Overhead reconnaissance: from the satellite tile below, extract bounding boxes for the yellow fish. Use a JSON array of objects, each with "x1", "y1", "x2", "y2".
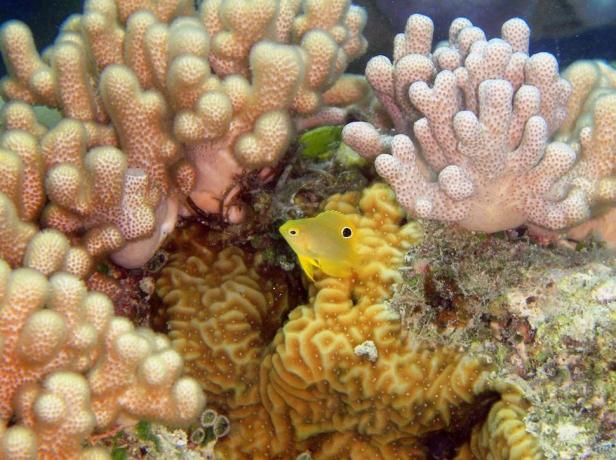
[{"x1": 279, "y1": 210, "x2": 359, "y2": 280}]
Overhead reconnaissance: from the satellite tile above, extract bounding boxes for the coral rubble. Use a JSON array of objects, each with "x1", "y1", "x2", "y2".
[
  {"x1": 343, "y1": 15, "x2": 616, "y2": 235},
  {"x1": 395, "y1": 222, "x2": 616, "y2": 459}
]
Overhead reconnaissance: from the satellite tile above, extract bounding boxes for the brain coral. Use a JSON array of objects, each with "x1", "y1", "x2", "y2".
[
  {"x1": 156, "y1": 225, "x2": 292, "y2": 411},
  {"x1": 157, "y1": 183, "x2": 541, "y2": 459}
]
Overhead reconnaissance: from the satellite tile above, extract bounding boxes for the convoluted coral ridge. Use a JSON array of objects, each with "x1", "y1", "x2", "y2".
[
  {"x1": 156, "y1": 225, "x2": 291, "y2": 410},
  {"x1": 0, "y1": 0, "x2": 370, "y2": 268},
  {"x1": 157, "y1": 184, "x2": 541, "y2": 459},
  {"x1": 0, "y1": 258, "x2": 205, "y2": 459},
  {"x1": 255, "y1": 185, "x2": 539, "y2": 459},
  {"x1": 342, "y1": 15, "x2": 616, "y2": 235}
]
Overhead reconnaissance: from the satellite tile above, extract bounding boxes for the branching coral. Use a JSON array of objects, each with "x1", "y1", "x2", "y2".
[
  {"x1": 555, "y1": 60, "x2": 616, "y2": 246},
  {"x1": 342, "y1": 15, "x2": 616, "y2": 235},
  {"x1": 0, "y1": 0, "x2": 370, "y2": 267},
  {"x1": 0, "y1": 192, "x2": 93, "y2": 278},
  {"x1": 0, "y1": 255, "x2": 205, "y2": 459},
  {"x1": 2, "y1": 3, "x2": 608, "y2": 458},
  {"x1": 157, "y1": 184, "x2": 541, "y2": 459}
]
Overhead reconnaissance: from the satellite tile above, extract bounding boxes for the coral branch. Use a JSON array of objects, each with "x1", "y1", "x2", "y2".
[
  {"x1": 343, "y1": 15, "x2": 615, "y2": 234},
  {"x1": 0, "y1": 0, "x2": 369, "y2": 267},
  {"x1": 0, "y1": 257, "x2": 205, "y2": 458}
]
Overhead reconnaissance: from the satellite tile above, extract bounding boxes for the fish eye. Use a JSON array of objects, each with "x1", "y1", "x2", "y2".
[
  {"x1": 341, "y1": 227, "x2": 352, "y2": 238},
  {"x1": 288, "y1": 228, "x2": 298, "y2": 236}
]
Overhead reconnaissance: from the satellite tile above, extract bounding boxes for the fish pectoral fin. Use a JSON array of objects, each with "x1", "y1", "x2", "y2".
[
  {"x1": 318, "y1": 258, "x2": 352, "y2": 279},
  {"x1": 298, "y1": 255, "x2": 316, "y2": 281}
]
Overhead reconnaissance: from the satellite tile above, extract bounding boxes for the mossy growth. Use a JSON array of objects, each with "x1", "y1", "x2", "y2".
[
  {"x1": 392, "y1": 220, "x2": 616, "y2": 458},
  {"x1": 111, "y1": 447, "x2": 128, "y2": 460},
  {"x1": 135, "y1": 421, "x2": 161, "y2": 451},
  {"x1": 394, "y1": 221, "x2": 603, "y2": 347}
]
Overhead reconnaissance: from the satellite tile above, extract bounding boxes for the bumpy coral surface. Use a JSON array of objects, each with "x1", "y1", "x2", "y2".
[
  {"x1": 0, "y1": 0, "x2": 370, "y2": 268},
  {"x1": 0, "y1": 237, "x2": 205, "y2": 459},
  {"x1": 157, "y1": 184, "x2": 541, "y2": 459},
  {"x1": 157, "y1": 224, "x2": 292, "y2": 410},
  {"x1": 343, "y1": 15, "x2": 616, "y2": 235}
]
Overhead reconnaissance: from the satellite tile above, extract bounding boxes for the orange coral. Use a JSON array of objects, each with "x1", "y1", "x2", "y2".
[
  {"x1": 0, "y1": 0, "x2": 370, "y2": 266},
  {"x1": 0, "y1": 260, "x2": 205, "y2": 458}
]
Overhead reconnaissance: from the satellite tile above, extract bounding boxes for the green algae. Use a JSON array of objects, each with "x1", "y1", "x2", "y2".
[{"x1": 299, "y1": 125, "x2": 343, "y2": 161}]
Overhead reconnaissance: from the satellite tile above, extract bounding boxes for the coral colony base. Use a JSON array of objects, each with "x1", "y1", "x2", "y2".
[{"x1": 0, "y1": 0, "x2": 614, "y2": 459}]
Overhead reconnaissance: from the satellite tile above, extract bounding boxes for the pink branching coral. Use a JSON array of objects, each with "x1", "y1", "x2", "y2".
[
  {"x1": 343, "y1": 15, "x2": 616, "y2": 234},
  {"x1": 0, "y1": 0, "x2": 369, "y2": 267}
]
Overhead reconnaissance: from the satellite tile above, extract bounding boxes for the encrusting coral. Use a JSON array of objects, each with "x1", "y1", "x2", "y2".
[
  {"x1": 157, "y1": 184, "x2": 542, "y2": 459},
  {"x1": 342, "y1": 15, "x2": 616, "y2": 235},
  {"x1": 0, "y1": 0, "x2": 370, "y2": 268}
]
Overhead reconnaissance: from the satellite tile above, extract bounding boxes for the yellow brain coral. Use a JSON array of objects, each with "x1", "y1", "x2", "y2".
[
  {"x1": 156, "y1": 226, "x2": 291, "y2": 410},
  {"x1": 157, "y1": 184, "x2": 542, "y2": 459}
]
